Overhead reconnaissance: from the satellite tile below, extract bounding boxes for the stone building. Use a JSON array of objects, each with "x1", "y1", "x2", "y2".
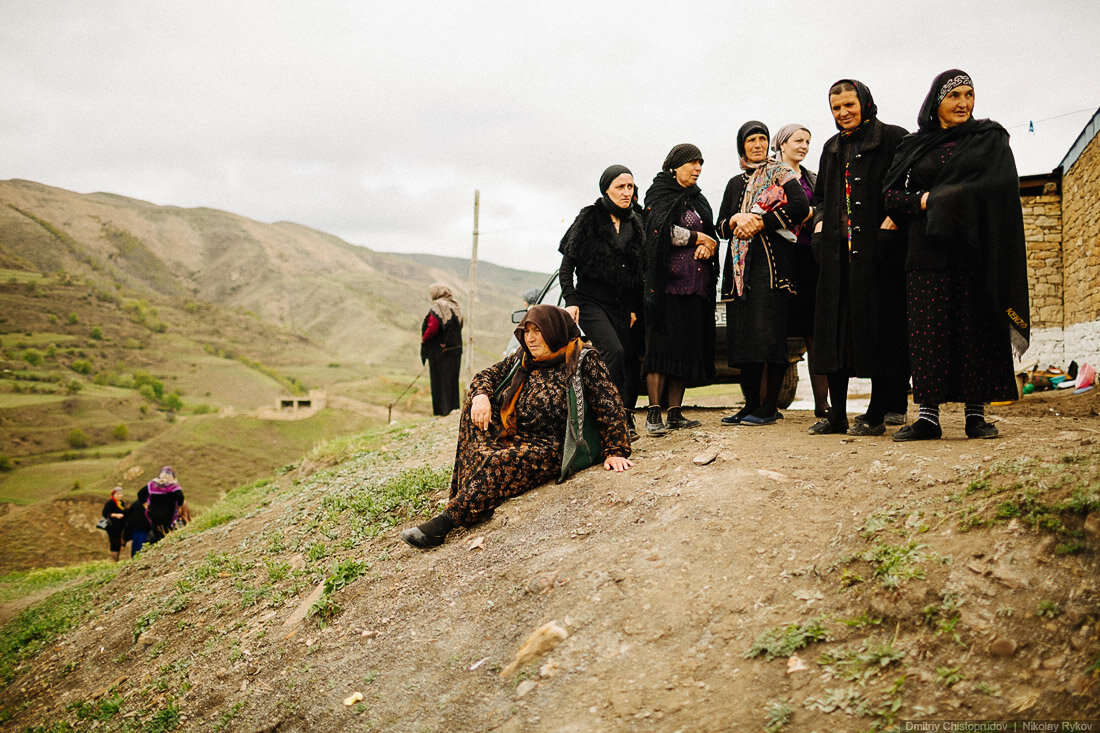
[{"x1": 1019, "y1": 106, "x2": 1100, "y2": 368}]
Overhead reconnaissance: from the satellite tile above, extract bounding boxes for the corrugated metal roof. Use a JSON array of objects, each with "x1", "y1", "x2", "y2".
[{"x1": 1058, "y1": 106, "x2": 1100, "y2": 172}]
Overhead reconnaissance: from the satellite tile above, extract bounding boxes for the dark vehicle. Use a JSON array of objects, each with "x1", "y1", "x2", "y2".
[{"x1": 511, "y1": 274, "x2": 806, "y2": 408}]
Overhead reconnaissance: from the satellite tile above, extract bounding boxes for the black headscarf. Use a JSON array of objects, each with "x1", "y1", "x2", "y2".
[
  {"x1": 828, "y1": 78, "x2": 878, "y2": 136},
  {"x1": 499, "y1": 305, "x2": 584, "y2": 436},
  {"x1": 598, "y1": 164, "x2": 635, "y2": 218},
  {"x1": 882, "y1": 70, "x2": 1030, "y2": 357},
  {"x1": 736, "y1": 120, "x2": 769, "y2": 169},
  {"x1": 642, "y1": 145, "x2": 717, "y2": 316},
  {"x1": 662, "y1": 143, "x2": 703, "y2": 171}
]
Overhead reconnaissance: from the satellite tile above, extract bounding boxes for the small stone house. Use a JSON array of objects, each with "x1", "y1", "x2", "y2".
[{"x1": 1020, "y1": 106, "x2": 1100, "y2": 368}]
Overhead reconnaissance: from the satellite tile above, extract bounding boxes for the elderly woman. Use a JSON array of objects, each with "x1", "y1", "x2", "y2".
[
  {"x1": 883, "y1": 70, "x2": 1029, "y2": 441},
  {"x1": 773, "y1": 123, "x2": 829, "y2": 418},
  {"x1": 559, "y1": 164, "x2": 645, "y2": 436},
  {"x1": 101, "y1": 487, "x2": 127, "y2": 562},
  {"x1": 401, "y1": 305, "x2": 633, "y2": 548},
  {"x1": 641, "y1": 143, "x2": 719, "y2": 435},
  {"x1": 421, "y1": 283, "x2": 464, "y2": 416},
  {"x1": 146, "y1": 466, "x2": 185, "y2": 544},
  {"x1": 810, "y1": 80, "x2": 910, "y2": 437},
  {"x1": 716, "y1": 122, "x2": 810, "y2": 426}
]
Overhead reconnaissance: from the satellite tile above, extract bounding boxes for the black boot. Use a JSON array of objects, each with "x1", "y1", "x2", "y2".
[
  {"x1": 400, "y1": 510, "x2": 455, "y2": 549},
  {"x1": 666, "y1": 407, "x2": 700, "y2": 429}
]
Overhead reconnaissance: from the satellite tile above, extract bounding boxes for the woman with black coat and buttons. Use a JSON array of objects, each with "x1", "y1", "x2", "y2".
[{"x1": 809, "y1": 79, "x2": 910, "y2": 437}]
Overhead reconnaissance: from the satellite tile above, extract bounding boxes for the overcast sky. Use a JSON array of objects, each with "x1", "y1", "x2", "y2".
[{"x1": 2, "y1": 1, "x2": 1098, "y2": 275}]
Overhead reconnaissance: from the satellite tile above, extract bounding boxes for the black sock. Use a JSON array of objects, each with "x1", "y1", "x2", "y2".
[
  {"x1": 753, "y1": 362, "x2": 786, "y2": 417},
  {"x1": 827, "y1": 373, "x2": 849, "y2": 423},
  {"x1": 739, "y1": 363, "x2": 763, "y2": 413},
  {"x1": 418, "y1": 510, "x2": 455, "y2": 539}
]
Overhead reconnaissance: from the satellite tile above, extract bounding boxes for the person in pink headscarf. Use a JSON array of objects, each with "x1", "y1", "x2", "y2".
[{"x1": 146, "y1": 466, "x2": 185, "y2": 543}]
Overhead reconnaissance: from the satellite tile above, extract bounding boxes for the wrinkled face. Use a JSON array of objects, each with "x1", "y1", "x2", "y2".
[
  {"x1": 830, "y1": 90, "x2": 862, "y2": 130},
  {"x1": 673, "y1": 159, "x2": 702, "y2": 187},
  {"x1": 937, "y1": 84, "x2": 974, "y2": 128},
  {"x1": 523, "y1": 323, "x2": 550, "y2": 359},
  {"x1": 743, "y1": 133, "x2": 769, "y2": 163},
  {"x1": 779, "y1": 129, "x2": 811, "y2": 164},
  {"x1": 111, "y1": 489, "x2": 122, "y2": 501},
  {"x1": 605, "y1": 173, "x2": 635, "y2": 209}
]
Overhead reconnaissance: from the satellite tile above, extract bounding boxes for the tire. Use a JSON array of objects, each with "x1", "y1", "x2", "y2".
[{"x1": 777, "y1": 361, "x2": 799, "y2": 409}]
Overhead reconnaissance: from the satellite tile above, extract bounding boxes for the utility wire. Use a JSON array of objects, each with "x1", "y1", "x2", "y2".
[{"x1": 1004, "y1": 107, "x2": 1096, "y2": 131}]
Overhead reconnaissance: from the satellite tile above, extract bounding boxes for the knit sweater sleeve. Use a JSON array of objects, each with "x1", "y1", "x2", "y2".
[
  {"x1": 558, "y1": 253, "x2": 580, "y2": 306},
  {"x1": 471, "y1": 353, "x2": 519, "y2": 398}
]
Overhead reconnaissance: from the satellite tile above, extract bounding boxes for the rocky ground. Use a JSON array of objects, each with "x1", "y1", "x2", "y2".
[{"x1": 1, "y1": 388, "x2": 1098, "y2": 732}]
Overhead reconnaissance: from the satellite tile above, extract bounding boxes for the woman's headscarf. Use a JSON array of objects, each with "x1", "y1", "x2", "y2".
[
  {"x1": 599, "y1": 164, "x2": 634, "y2": 219},
  {"x1": 428, "y1": 283, "x2": 463, "y2": 326},
  {"x1": 882, "y1": 69, "x2": 1030, "y2": 357},
  {"x1": 917, "y1": 68, "x2": 974, "y2": 132},
  {"x1": 772, "y1": 124, "x2": 810, "y2": 163},
  {"x1": 498, "y1": 305, "x2": 583, "y2": 437},
  {"x1": 727, "y1": 121, "x2": 797, "y2": 297},
  {"x1": 662, "y1": 143, "x2": 703, "y2": 172},
  {"x1": 828, "y1": 79, "x2": 878, "y2": 132},
  {"x1": 147, "y1": 466, "x2": 180, "y2": 495}
]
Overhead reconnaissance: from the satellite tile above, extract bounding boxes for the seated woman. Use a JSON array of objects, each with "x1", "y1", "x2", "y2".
[{"x1": 401, "y1": 305, "x2": 634, "y2": 549}]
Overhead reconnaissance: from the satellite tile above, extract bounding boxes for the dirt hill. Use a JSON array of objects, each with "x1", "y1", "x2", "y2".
[{"x1": 1, "y1": 389, "x2": 1097, "y2": 731}]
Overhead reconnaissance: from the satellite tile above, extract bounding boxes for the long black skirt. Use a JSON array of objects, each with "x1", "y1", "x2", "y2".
[
  {"x1": 726, "y1": 240, "x2": 789, "y2": 365},
  {"x1": 907, "y1": 270, "x2": 1017, "y2": 405},
  {"x1": 429, "y1": 351, "x2": 462, "y2": 416},
  {"x1": 643, "y1": 293, "x2": 715, "y2": 387}
]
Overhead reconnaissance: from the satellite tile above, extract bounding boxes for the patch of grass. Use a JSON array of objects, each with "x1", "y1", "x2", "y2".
[
  {"x1": 745, "y1": 616, "x2": 831, "y2": 660},
  {"x1": 936, "y1": 665, "x2": 963, "y2": 686},
  {"x1": 860, "y1": 541, "x2": 944, "y2": 589},
  {"x1": 839, "y1": 613, "x2": 882, "y2": 629},
  {"x1": 1036, "y1": 600, "x2": 1062, "y2": 619},
  {"x1": 181, "y1": 478, "x2": 278, "y2": 533},
  {"x1": 818, "y1": 638, "x2": 904, "y2": 683},
  {"x1": 763, "y1": 698, "x2": 794, "y2": 732},
  {"x1": 976, "y1": 681, "x2": 1002, "y2": 696},
  {"x1": 0, "y1": 564, "x2": 121, "y2": 688},
  {"x1": 144, "y1": 701, "x2": 181, "y2": 732}
]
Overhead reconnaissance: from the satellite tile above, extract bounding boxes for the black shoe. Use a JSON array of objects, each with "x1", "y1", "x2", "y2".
[
  {"x1": 400, "y1": 510, "x2": 454, "y2": 549},
  {"x1": 892, "y1": 419, "x2": 942, "y2": 442},
  {"x1": 644, "y1": 407, "x2": 668, "y2": 436},
  {"x1": 809, "y1": 418, "x2": 848, "y2": 435},
  {"x1": 814, "y1": 405, "x2": 830, "y2": 419},
  {"x1": 884, "y1": 411, "x2": 907, "y2": 426},
  {"x1": 627, "y1": 413, "x2": 640, "y2": 442},
  {"x1": 847, "y1": 418, "x2": 886, "y2": 437},
  {"x1": 721, "y1": 406, "x2": 753, "y2": 425},
  {"x1": 965, "y1": 417, "x2": 999, "y2": 439},
  {"x1": 741, "y1": 411, "x2": 779, "y2": 426},
  {"x1": 666, "y1": 407, "x2": 701, "y2": 430}
]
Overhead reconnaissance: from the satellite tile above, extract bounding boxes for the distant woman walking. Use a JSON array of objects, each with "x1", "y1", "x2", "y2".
[
  {"x1": 146, "y1": 466, "x2": 185, "y2": 543},
  {"x1": 101, "y1": 487, "x2": 127, "y2": 562},
  {"x1": 421, "y1": 283, "x2": 464, "y2": 416}
]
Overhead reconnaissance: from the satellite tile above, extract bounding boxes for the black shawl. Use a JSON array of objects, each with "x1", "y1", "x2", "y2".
[
  {"x1": 642, "y1": 171, "x2": 716, "y2": 314},
  {"x1": 558, "y1": 198, "x2": 645, "y2": 289},
  {"x1": 883, "y1": 116, "x2": 1030, "y2": 356}
]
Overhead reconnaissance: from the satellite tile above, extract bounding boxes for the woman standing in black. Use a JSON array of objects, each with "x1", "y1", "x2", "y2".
[
  {"x1": 717, "y1": 122, "x2": 809, "y2": 426},
  {"x1": 641, "y1": 144, "x2": 719, "y2": 434},
  {"x1": 809, "y1": 80, "x2": 910, "y2": 437},
  {"x1": 101, "y1": 487, "x2": 126, "y2": 562},
  {"x1": 883, "y1": 70, "x2": 1029, "y2": 440},
  {"x1": 558, "y1": 165, "x2": 645, "y2": 436},
  {"x1": 421, "y1": 283, "x2": 464, "y2": 416}
]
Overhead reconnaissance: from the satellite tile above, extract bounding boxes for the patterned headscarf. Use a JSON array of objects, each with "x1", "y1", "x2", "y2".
[
  {"x1": 428, "y1": 283, "x2": 463, "y2": 326},
  {"x1": 917, "y1": 69, "x2": 974, "y2": 132}
]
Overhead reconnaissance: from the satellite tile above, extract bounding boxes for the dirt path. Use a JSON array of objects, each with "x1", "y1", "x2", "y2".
[{"x1": 2, "y1": 391, "x2": 1098, "y2": 731}]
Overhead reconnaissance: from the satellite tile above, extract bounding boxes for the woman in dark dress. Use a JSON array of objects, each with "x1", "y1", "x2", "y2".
[
  {"x1": 558, "y1": 165, "x2": 646, "y2": 435},
  {"x1": 772, "y1": 123, "x2": 829, "y2": 418},
  {"x1": 421, "y1": 283, "x2": 464, "y2": 416},
  {"x1": 883, "y1": 70, "x2": 1029, "y2": 441},
  {"x1": 146, "y1": 466, "x2": 185, "y2": 543},
  {"x1": 124, "y1": 485, "x2": 151, "y2": 557},
  {"x1": 716, "y1": 122, "x2": 809, "y2": 426},
  {"x1": 400, "y1": 305, "x2": 633, "y2": 549},
  {"x1": 810, "y1": 79, "x2": 911, "y2": 437},
  {"x1": 641, "y1": 143, "x2": 719, "y2": 435},
  {"x1": 101, "y1": 487, "x2": 126, "y2": 562}
]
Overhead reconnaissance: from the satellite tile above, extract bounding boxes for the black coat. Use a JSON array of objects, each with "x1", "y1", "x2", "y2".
[{"x1": 811, "y1": 119, "x2": 910, "y2": 376}]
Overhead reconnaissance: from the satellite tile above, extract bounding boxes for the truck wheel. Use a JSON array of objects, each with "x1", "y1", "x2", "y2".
[{"x1": 777, "y1": 361, "x2": 799, "y2": 409}]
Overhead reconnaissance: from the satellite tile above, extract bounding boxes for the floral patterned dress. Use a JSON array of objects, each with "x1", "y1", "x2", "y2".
[{"x1": 447, "y1": 351, "x2": 631, "y2": 526}]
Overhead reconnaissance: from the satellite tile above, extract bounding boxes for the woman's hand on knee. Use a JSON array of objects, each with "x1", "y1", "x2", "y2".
[
  {"x1": 603, "y1": 455, "x2": 634, "y2": 472},
  {"x1": 470, "y1": 393, "x2": 492, "y2": 430}
]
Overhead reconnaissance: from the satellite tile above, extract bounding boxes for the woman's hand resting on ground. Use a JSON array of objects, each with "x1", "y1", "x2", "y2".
[
  {"x1": 470, "y1": 393, "x2": 492, "y2": 430},
  {"x1": 603, "y1": 455, "x2": 634, "y2": 472}
]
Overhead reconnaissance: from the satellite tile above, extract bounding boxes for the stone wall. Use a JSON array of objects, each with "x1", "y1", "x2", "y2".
[
  {"x1": 1060, "y1": 130, "x2": 1100, "y2": 365},
  {"x1": 1020, "y1": 182, "x2": 1063, "y2": 331}
]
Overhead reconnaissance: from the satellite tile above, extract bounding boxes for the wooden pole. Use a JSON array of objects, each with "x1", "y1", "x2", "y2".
[{"x1": 465, "y1": 189, "x2": 480, "y2": 383}]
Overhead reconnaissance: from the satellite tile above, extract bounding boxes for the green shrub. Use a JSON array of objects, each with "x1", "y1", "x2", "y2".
[
  {"x1": 22, "y1": 350, "x2": 42, "y2": 367},
  {"x1": 65, "y1": 379, "x2": 82, "y2": 394},
  {"x1": 112, "y1": 424, "x2": 129, "y2": 441},
  {"x1": 0, "y1": 455, "x2": 13, "y2": 472},
  {"x1": 90, "y1": 326, "x2": 103, "y2": 340},
  {"x1": 70, "y1": 360, "x2": 92, "y2": 375},
  {"x1": 67, "y1": 313, "x2": 79, "y2": 325},
  {"x1": 67, "y1": 429, "x2": 88, "y2": 449}
]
